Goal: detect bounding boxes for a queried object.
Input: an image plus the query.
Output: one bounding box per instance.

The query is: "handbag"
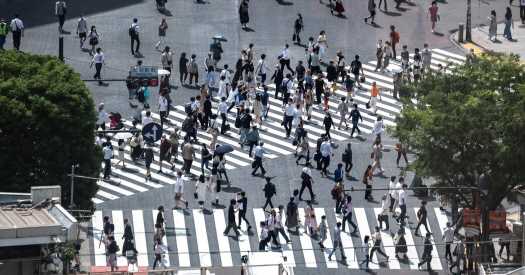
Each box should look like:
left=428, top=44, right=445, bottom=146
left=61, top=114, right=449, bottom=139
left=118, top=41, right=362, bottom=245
left=360, top=76, right=366, bottom=83
left=366, top=101, right=371, bottom=109
left=292, top=33, right=297, bottom=41
left=251, top=161, right=257, bottom=168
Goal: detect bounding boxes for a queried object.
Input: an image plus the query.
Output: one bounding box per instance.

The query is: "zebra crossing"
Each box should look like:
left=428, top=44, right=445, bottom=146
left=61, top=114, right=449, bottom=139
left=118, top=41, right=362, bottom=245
left=89, top=207, right=453, bottom=270
left=92, top=48, right=466, bottom=204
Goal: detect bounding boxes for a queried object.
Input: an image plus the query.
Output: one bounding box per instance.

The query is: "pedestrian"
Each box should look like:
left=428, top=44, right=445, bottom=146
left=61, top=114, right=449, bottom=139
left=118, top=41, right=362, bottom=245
left=55, top=0, right=67, bottom=33
left=323, top=113, right=333, bottom=140
left=154, top=206, right=165, bottom=240
left=200, top=143, right=212, bottom=176
left=10, top=14, right=24, bottom=51
left=236, top=192, right=252, bottom=231
left=371, top=115, right=385, bottom=139
left=428, top=1, right=439, bottom=33
left=258, top=221, right=270, bottom=250
left=283, top=99, right=295, bottom=138
left=378, top=0, right=387, bottom=11
left=314, top=73, right=326, bottom=106
left=396, top=182, right=408, bottom=225
left=317, top=31, right=328, bottom=62
left=371, top=137, right=384, bottom=174
left=293, top=13, right=304, bottom=45
left=337, top=97, right=349, bottom=130
left=130, top=132, right=143, bottom=162
left=378, top=194, right=389, bottom=230
left=115, top=139, right=126, bottom=168
left=401, top=45, right=411, bottom=73
left=129, top=18, right=140, bottom=56
left=318, top=215, right=328, bottom=249
left=388, top=176, right=397, bottom=211
left=488, top=10, right=497, bottom=42
left=381, top=42, right=391, bottom=72
left=155, top=18, right=168, bottom=50
left=326, top=60, right=338, bottom=82
left=421, top=43, right=432, bottom=74
left=449, top=238, right=465, bottom=273
left=395, top=142, right=408, bottom=167
left=224, top=199, right=240, bottom=236
left=348, top=104, right=362, bottom=138
left=504, top=7, right=514, bottom=40
left=144, top=143, right=154, bottom=180
left=297, top=167, right=315, bottom=202
left=415, top=200, right=430, bottom=235
left=370, top=226, right=389, bottom=262
left=310, top=48, right=322, bottom=74
left=0, top=18, right=8, bottom=50
left=328, top=222, right=346, bottom=261
left=296, top=132, right=311, bottom=166
left=279, top=44, right=295, bottom=75
left=443, top=222, right=455, bottom=262
left=262, top=177, right=276, bottom=210
left=394, top=227, right=408, bottom=259
left=122, top=218, right=135, bottom=256
left=217, top=154, right=230, bottom=185
left=336, top=51, right=346, bottom=83
left=102, top=144, right=112, bottom=180
left=363, top=165, right=373, bottom=201
left=160, top=46, right=173, bottom=74
left=418, top=233, right=433, bottom=270
left=275, top=205, right=291, bottom=243
left=96, top=103, right=109, bottom=130
left=369, top=82, right=382, bottom=115
left=239, top=108, right=253, bottom=147
left=334, top=163, right=344, bottom=184
left=285, top=197, right=299, bottom=232
left=152, top=238, right=166, bottom=269
left=90, top=47, right=105, bottom=85
left=304, top=202, right=317, bottom=236
left=76, top=15, right=87, bottom=49
left=360, top=236, right=371, bottom=270
left=255, top=54, right=270, bottom=87
left=106, top=236, right=118, bottom=272
left=178, top=52, right=189, bottom=85
left=374, top=40, right=383, bottom=71
left=87, top=26, right=99, bottom=56
left=239, top=0, right=250, bottom=29
left=364, top=0, right=376, bottom=24
left=174, top=170, right=189, bottom=209
left=389, top=25, right=400, bottom=60
left=350, top=55, right=364, bottom=89
left=320, top=136, right=332, bottom=177
left=341, top=195, right=358, bottom=233
left=271, top=65, right=285, bottom=99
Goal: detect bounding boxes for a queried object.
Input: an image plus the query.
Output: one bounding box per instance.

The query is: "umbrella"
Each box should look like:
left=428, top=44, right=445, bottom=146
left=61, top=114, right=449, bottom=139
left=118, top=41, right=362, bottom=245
left=158, top=69, right=171, bottom=76
left=212, top=34, right=227, bottom=42
left=214, top=144, right=234, bottom=155
left=114, top=132, right=134, bottom=139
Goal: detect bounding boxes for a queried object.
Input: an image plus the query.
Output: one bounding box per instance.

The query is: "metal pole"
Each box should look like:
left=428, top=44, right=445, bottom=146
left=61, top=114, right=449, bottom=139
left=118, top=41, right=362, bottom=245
left=466, top=0, right=472, bottom=42
left=69, top=165, right=75, bottom=209
left=59, top=35, right=64, bottom=62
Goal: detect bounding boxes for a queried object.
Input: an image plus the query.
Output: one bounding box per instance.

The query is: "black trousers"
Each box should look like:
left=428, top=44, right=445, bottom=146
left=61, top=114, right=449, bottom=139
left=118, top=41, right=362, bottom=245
left=415, top=218, right=429, bottom=233
left=283, top=115, right=293, bottom=137
left=58, top=15, right=66, bottom=29
left=344, top=161, right=353, bottom=172
left=321, top=156, right=330, bottom=174
left=351, top=122, right=361, bottom=136
left=180, top=70, right=188, bottom=83
left=445, top=242, right=452, bottom=261
left=12, top=31, right=21, bottom=51
left=280, top=59, right=294, bottom=74
left=238, top=210, right=250, bottom=228
left=378, top=0, right=387, bottom=10
left=152, top=253, right=162, bottom=269
left=223, top=221, right=240, bottom=235
left=342, top=212, right=357, bottom=232
left=220, top=113, right=228, bottom=134
left=370, top=243, right=388, bottom=259
left=299, top=181, right=314, bottom=200
left=103, top=159, right=111, bottom=179
left=398, top=204, right=407, bottom=224
left=521, top=6, right=525, bottom=23
left=252, top=156, right=265, bottom=175
left=94, top=63, right=102, bottom=81
left=263, top=197, right=274, bottom=209
left=131, top=36, right=140, bottom=54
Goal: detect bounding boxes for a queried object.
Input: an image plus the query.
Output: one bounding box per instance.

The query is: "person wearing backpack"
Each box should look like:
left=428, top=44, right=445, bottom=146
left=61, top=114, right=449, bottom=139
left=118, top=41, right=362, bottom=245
left=10, top=14, right=24, bottom=51
left=55, top=1, right=67, bottom=33
left=292, top=13, right=304, bottom=45
left=187, top=54, right=199, bottom=87
left=129, top=18, right=140, bottom=56
left=0, top=18, right=8, bottom=50
left=389, top=25, right=400, bottom=60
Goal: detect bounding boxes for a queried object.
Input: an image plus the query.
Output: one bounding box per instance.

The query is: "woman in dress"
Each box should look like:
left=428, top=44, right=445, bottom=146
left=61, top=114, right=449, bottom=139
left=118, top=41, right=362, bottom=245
left=253, top=94, right=263, bottom=126
left=155, top=18, right=168, bottom=50
left=285, top=197, right=299, bottom=233
left=488, top=10, right=497, bottom=42
left=317, top=31, right=328, bottom=62
left=239, top=0, right=250, bottom=29
left=304, top=202, right=317, bottom=236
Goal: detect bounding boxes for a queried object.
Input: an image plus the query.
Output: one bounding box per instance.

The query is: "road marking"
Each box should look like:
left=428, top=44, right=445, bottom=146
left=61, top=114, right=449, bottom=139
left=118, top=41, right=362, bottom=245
left=373, top=208, right=400, bottom=269
left=212, top=209, right=233, bottom=267
left=192, top=209, right=212, bottom=266
left=412, top=208, right=443, bottom=270
left=297, top=207, right=317, bottom=268
left=173, top=209, right=191, bottom=267
left=354, top=208, right=379, bottom=269
left=111, top=210, right=128, bottom=267
left=92, top=210, right=107, bottom=266
left=131, top=210, right=149, bottom=266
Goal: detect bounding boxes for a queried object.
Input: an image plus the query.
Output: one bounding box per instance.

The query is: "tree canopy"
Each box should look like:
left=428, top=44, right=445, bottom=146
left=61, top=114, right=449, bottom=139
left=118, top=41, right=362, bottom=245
left=393, top=53, right=525, bottom=211
left=0, top=50, right=100, bottom=210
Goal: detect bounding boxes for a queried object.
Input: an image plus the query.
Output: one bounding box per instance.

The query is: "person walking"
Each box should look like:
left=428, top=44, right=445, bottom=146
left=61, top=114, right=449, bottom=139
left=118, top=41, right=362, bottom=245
left=320, top=136, right=332, bottom=177
left=369, top=82, right=382, bottom=115
left=122, top=218, right=134, bottom=255
left=160, top=46, right=173, bottom=74
left=55, top=1, right=67, bottom=33
left=299, top=167, right=315, bottom=201
left=283, top=99, right=295, bottom=138
left=364, top=0, right=377, bottom=24
left=418, top=233, right=433, bottom=271
left=341, top=195, right=358, bottom=233
left=337, top=97, right=349, bottom=130
left=443, top=222, right=455, bottom=262
left=106, top=236, right=119, bottom=272
left=285, top=197, right=299, bottom=233
left=488, top=10, right=497, bottom=42
left=396, top=183, right=408, bottom=225
left=370, top=226, right=389, bottom=262
left=394, top=227, right=408, bottom=259
left=332, top=181, right=345, bottom=214
left=246, top=125, right=260, bottom=156
left=155, top=18, right=168, bottom=50
left=293, top=13, right=304, bottom=45
left=87, top=25, right=99, bottom=56
left=360, top=236, right=371, bottom=270
left=239, top=0, right=250, bottom=29
left=144, top=143, right=154, bottom=180
left=317, top=31, right=328, bottom=62
left=415, top=200, right=430, bottom=235
left=378, top=0, right=387, bottom=11
left=328, top=222, right=346, bottom=262
left=174, top=170, right=189, bottom=209
left=262, top=177, right=276, bottom=210
left=388, top=176, right=397, bottom=212
left=389, top=25, right=400, bottom=60
left=296, top=132, right=311, bottom=166
left=279, top=44, right=295, bottom=75
left=318, top=215, right=328, bottom=249
left=421, top=43, right=432, bottom=74
left=363, top=165, right=373, bottom=201
left=371, top=138, right=384, bottom=174
left=200, top=143, right=212, bottom=176
left=374, top=40, right=383, bottom=71
left=152, top=239, right=166, bottom=270
left=251, top=142, right=267, bottom=176
left=224, top=199, right=240, bottom=236
left=342, top=143, right=353, bottom=176
left=102, top=144, right=112, bottom=180
left=10, top=14, right=24, bottom=51
left=129, top=18, right=141, bottom=56
left=428, top=1, right=439, bottom=33
left=179, top=52, right=189, bottom=85
left=378, top=194, right=390, bottom=230
left=503, top=7, right=514, bottom=40
left=275, top=205, right=291, bottom=243
left=237, top=192, right=252, bottom=231
left=76, top=15, right=88, bottom=49
left=372, top=115, right=385, bottom=139
left=154, top=206, right=165, bottom=241
left=90, top=47, right=105, bottom=85
left=349, top=104, right=363, bottom=137
left=158, top=135, right=173, bottom=173
left=182, top=139, right=195, bottom=176
left=323, top=113, right=334, bottom=140
left=255, top=54, right=270, bottom=86
left=350, top=55, right=364, bottom=89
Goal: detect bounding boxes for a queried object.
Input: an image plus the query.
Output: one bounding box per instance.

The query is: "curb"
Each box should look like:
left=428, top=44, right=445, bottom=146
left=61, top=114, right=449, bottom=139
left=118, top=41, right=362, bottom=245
left=448, top=29, right=486, bottom=55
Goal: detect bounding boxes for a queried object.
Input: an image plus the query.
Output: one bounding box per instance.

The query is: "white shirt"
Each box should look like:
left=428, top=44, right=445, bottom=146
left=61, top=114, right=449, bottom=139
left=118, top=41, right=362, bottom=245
left=281, top=78, right=293, bottom=92
left=103, top=146, right=113, bottom=160
left=92, top=52, right=104, bottom=64
left=174, top=176, right=184, bottom=194
left=256, top=59, right=269, bottom=75
left=254, top=146, right=266, bottom=158
left=281, top=47, right=290, bottom=60
left=131, top=22, right=139, bottom=34
left=161, top=51, right=173, bottom=67
left=284, top=104, right=295, bottom=116
left=191, top=101, right=199, bottom=112
left=142, top=114, right=154, bottom=126
left=220, top=69, right=231, bottom=84
left=97, top=110, right=109, bottom=124
left=10, top=18, right=24, bottom=31
left=302, top=167, right=312, bottom=177
left=389, top=180, right=397, bottom=196
left=372, top=120, right=384, bottom=136
left=443, top=226, right=455, bottom=242
left=159, top=96, right=168, bottom=112
left=218, top=80, right=228, bottom=99
left=320, top=141, right=332, bottom=157
left=381, top=198, right=389, bottom=215
left=218, top=101, right=228, bottom=114
left=77, top=18, right=88, bottom=33
left=398, top=189, right=407, bottom=206
left=55, top=1, right=67, bottom=15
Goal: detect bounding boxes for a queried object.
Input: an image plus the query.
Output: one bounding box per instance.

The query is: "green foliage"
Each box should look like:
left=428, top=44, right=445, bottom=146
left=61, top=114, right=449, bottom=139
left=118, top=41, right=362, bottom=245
left=393, top=53, right=525, bottom=209
left=0, top=50, right=101, bottom=210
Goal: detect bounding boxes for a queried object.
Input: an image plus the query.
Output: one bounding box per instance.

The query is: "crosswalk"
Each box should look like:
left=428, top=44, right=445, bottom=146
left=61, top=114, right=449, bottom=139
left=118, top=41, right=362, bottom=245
left=89, top=207, right=454, bottom=270
left=93, top=48, right=466, bottom=204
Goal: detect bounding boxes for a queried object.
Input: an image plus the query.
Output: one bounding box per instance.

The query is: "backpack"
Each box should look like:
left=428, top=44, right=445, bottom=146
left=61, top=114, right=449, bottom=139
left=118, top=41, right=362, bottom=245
left=234, top=115, right=241, bottom=128
left=128, top=26, right=136, bottom=37
left=281, top=79, right=290, bottom=93
left=182, top=117, right=192, bottom=132
left=184, top=103, right=193, bottom=115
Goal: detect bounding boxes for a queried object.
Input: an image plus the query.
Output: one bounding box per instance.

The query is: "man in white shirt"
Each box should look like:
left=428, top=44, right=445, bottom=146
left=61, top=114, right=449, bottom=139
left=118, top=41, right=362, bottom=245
left=251, top=142, right=267, bottom=176
left=328, top=222, right=346, bottom=261
left=281, top=74, right=293, bottom=106
left=10, top=14, right=24, bottom=51
left=90, top=47, right=105, bottom=85
left=130, top=18, right=140, bottom=56
left=388, top=176, right=397, bottom=212
left=283, top=100, right=295, bottom=138
left=442, top=222, right=455, bottom=262
left=174, top=171, right=189, bottom=208
left=76, top=15, right=88, bottom=48
left=55, top=1, right=67, bottom=33
left=158, top=94, right=169, bottom=128
left=279, top=44, right=295, bottom=75
left=320, top=137, right=332, bottom=176
left=255, top=54, right=270, bottom=86
left=217, top=97, right=229, bottom=134
left=142, top=110, right=154, bottom=126
left=102, top=144, right=113, bottom=180
left=396, top=181, right=408, bottom=225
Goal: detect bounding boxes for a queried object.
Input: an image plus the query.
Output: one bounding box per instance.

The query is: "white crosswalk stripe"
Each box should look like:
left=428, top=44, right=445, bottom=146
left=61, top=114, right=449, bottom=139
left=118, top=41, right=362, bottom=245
left=412, top=207, right=443, bottom=270
left=93, top=48, right=465, bottom=204
left=90, top=207, right=452, bottom=270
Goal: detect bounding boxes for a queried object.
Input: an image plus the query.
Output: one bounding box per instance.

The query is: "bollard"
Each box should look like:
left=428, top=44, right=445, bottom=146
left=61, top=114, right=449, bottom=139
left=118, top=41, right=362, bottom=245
left=59, top=36, right=64, bottom=62
left=458, top=23, right=464, bottom=43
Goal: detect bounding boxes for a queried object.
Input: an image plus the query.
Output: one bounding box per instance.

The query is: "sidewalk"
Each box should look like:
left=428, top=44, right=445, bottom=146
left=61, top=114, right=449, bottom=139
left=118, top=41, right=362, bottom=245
left=454, top=20, right=525, bottom=60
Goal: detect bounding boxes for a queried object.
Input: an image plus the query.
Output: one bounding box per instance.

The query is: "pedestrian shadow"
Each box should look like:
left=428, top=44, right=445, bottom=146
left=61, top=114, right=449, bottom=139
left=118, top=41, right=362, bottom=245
left=194, top=0, right=210, bottom=4
left=507, top=38, right=519, bottom=42
left=335, top=14, right=347, bottom=19
left=276, top=0, right=294, bottom=5
left=81, top=48, right=92, bottom=53
left=383, top=11, right=402, bottom=16
left=491, top=39, right=502, bottom=44
left=370, top=22, right=383, bottom=29
left=354, top=136, right=367, bottom=142
left=345, top=175, right=358, bottom=181
left=395, top=7, right=409, bottom=12
left=121, top=167, right=139, bottom=173
left=98, top=82, right=110, bottom=87
left=405, top=1, right=417, bottom=6
left=60, top=30, right=72, bottom=35
left=222, top=186, right=242, bottom=193
left=519, top=24, right=525, bottom=28
left=242, top=27, right=256, bottom=32
left=134, top=52, right=145, bottom=58
left=433, top=31, right=445, bottom=37
left=159, top=8, right=173, bottom=17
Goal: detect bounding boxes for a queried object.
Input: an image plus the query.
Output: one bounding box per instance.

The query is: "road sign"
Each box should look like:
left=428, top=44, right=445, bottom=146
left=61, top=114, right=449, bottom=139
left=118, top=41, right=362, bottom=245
left=142, top=123, right=162, bottom=143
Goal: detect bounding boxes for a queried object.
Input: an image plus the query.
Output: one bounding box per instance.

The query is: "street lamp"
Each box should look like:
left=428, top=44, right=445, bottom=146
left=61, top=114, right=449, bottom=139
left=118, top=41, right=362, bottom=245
left=69, top=164, right=79, bottom=209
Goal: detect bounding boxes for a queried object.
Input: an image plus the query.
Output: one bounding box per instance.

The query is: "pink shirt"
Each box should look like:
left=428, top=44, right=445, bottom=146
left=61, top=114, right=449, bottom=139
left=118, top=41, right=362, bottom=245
left=429, top=5, right=439, bottom=22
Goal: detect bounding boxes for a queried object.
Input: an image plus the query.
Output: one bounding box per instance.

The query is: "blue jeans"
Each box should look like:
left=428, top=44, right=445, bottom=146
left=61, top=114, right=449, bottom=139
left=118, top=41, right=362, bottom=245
left=503, top=21, right=512, bottom=39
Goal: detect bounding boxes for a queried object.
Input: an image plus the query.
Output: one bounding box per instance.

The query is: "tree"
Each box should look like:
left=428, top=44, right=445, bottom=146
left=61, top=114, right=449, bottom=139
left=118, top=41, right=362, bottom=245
left=393, top=53, right=525, bottom=260
left=0, top=50, right=101, bottom=210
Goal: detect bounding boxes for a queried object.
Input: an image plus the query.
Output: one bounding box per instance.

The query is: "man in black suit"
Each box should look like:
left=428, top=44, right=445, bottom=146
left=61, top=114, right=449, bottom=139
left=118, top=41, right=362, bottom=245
left=237, top=192, right=252, bottom=231
left=262, top=177, right=276, bottom=210
left=223, top=199, right=240, bottom=236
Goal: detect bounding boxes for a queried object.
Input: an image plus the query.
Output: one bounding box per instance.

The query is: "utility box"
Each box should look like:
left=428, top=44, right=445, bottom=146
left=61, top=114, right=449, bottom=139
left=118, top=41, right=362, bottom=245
left=31, top=185, right=61, bottom=205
